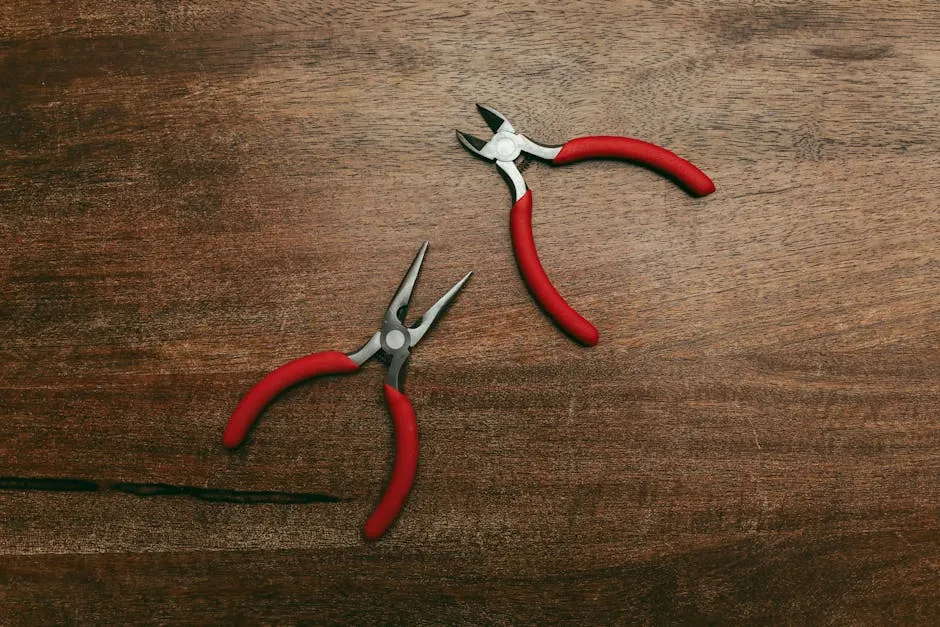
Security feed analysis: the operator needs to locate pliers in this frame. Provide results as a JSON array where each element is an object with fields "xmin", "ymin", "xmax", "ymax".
[
  {"xmin": 457, "ymin": 104, "xmax": 715, "ymax": 346},
  {"xmin": 222, "ymin": 242, "xmax": 472, "ymax": 540}
]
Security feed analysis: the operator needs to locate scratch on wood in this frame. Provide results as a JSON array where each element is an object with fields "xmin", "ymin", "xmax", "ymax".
[
  {"xmin": 0, "ymin": 477, "xmax": 99, "ymax": 492},
  {"xmin": 0, "ymin": 477, "xmax": 341, "ymax": 504}
]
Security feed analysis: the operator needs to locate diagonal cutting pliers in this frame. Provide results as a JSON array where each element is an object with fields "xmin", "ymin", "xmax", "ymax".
[
  {"xmin": 223, "ymin": 242, "xmax": 472, "ymax": 540},
  {"xmin": 457, "ymin": 104, "xmax": 715, "ymax": 346}
]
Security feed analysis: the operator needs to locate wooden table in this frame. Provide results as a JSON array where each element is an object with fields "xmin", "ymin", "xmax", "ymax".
[{"xmin": 1, "ymin": 1, "xmax": 937, "ymax": 623}]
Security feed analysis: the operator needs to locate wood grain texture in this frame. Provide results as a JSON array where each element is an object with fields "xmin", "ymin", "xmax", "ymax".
[{"xmin": 1, "ymin": 0, "xmax": 937, "ymax": 623}]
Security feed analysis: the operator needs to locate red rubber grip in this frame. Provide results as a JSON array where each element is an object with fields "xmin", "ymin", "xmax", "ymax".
[
  {"xmin": 222, "ymin": 351, "xmax": 359, "ymax": 449},
  {"xmin": 553, "ymin": 136, "xmax": 715, "ymax": 196},
  {"xmin": 363, "ymin": 385, "xmax": 419, "ymax": 540},
  {"xmin": 510, "ymin": 190, "xmax": 599, "ymax": 346}
]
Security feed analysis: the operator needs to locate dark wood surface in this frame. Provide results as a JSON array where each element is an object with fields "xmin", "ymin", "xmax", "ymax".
[{"xmin": 1, "ymin": 1, "xmax": 938, "ymax": 623}]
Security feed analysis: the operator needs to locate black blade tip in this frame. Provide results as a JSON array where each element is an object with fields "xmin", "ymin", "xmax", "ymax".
[
  {"xmin": 476, "ymin": 104, "xmax": 506, "ymax": 133},
  {"xmin": 456, "ymin": 130, "xmax": 487, "ymax": 151}
]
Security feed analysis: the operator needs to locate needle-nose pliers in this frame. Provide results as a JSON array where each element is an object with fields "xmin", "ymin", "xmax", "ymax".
[
  {"xmin": 457, "ymin": 104, "xmax": 715, "ymax": 346},
  {"xmin": 223, "ymin": 242, "xmax": 472, "ymax": 540}
]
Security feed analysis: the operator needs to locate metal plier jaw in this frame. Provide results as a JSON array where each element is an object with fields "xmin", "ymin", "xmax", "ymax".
[
  {"xmin": 457, "ymin": 104, "xmax": 715, "ymax": 346},
  {"xmin": 457, "ymin": 105, "xmax": 561, "ymax": 201},
  {"xmin": 223, "ymin": 242, "xmax": 471, "ymax": 541},
  {"xmin": 349, "ymin": 241, "xmax": 472, "ymax": 391}
]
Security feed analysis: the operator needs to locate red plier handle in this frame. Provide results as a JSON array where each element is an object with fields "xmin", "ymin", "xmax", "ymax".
[
  {"xmin": 223, "ymin": 351, "xmax": 419, "ymax": 541},
  {"xmin": 513, "ymin": 137, "xmax": 714, "ymax": 345},
  {"xmin": 553, "ymin": 136, "xmax": 716, "ymax": 196}
]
